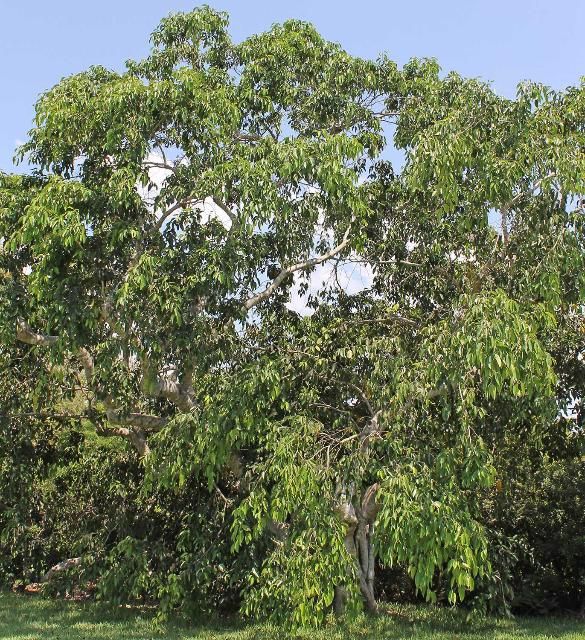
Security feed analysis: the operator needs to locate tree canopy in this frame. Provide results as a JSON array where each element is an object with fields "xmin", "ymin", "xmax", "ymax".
[{"xmin": 1, "ymin": 6, "xmax": 584, "ymax": 627}]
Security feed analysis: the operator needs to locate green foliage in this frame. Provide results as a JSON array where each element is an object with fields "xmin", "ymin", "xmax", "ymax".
[
  {"xmin": 0, "ymin": 417, "xmax": 135, "ymax": 585},
  {"xmin": 1, "ymin": 5, "xmax": 584, "ymax": 627},
  {"xmin": 241, "ymin": 523, "xmax": 359, "ymax": 629},
  {"xmin": 377, "ymin": 459, "xmax": 492, "ymax": 604},
  {"xmin": 476, "ymin": 429, "xmax": 585, "ymax": 615}
]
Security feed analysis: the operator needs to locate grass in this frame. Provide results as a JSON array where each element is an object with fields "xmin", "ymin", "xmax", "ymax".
[{"xmin": 0, "ymin": 592, "xmax": 583, "ymax": 639}]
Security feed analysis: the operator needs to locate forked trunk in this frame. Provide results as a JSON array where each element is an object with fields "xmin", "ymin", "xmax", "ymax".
[{"xmin": 334, "ymin": 482, "xmax": 380, "ymax": 615}]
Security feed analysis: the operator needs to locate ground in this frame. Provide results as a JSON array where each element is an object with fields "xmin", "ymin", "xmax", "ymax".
[{"xmin": 0, "ymin": 593, "xmax": 583, "ymax": 639}]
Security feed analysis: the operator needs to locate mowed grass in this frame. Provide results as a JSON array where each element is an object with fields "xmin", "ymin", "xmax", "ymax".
[{"xmin": 0, "ymin": 592, "xmax": 583, "ymax": 640}]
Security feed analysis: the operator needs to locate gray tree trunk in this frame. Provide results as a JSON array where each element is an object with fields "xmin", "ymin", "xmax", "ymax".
[{"xmin": 335, "ymin": 482, "xmax": 380, "ymax": 615}]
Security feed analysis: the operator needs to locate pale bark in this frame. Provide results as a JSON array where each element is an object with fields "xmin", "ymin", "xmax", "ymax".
[
  {"xmin": 212, "ymin": 195, "xmax": 238, "ymax": 226},
  {"xmin": 500, "ymin": 206, "xmax": 510, "ymax": 246},
  {"xmin": 16, "ymin": 319, "xmax": 58, "ymax": 346},
  {"xmin": 499, "ymin": 172, "xmax": 557, "ymax": 246},
  {"xmin": 334, "ymin": 481, "xmax": 380, "ymax": 614},
  {"xmin": 41, "ymin": 557, "xmax": 82, "ymax": 582},
  {"xmin": 359, "ymin": 410, "xmax": 383, "ymax": 451},
  {"xmin": 96, "ymin": 423, "xmax": 151, "ymax": 457},
  {"xmin": 242, "ymin": 226, "xmax": 351, "ymax": 312},
  {"xmin": 142, "ymin": 373, "xmax": 195, "ymax": 412},
  {"xmin": 104, "ymin": 407, "xmax": 168, "ymax": 431},
  {"xmin": 333, "ymin": 408, "xmax": 382, "ymax": 615}
]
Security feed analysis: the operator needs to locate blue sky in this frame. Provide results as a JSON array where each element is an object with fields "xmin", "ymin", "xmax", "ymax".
[{"xmin": 1, "ymin": 0, "xmax": 583, "ymax": 172}]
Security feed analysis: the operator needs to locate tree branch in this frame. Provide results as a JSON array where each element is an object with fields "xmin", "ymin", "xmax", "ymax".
[
  {"xmin": 500, "ymin": 206, "xmax": 510, "ymax": 246},
  {"xmin": 16, "ymin": 319, "xmax": 58, "ymax": 346},
  {"xmin": 143, "ymin": 161, "xmax": 176, "ymax": 171},
  {"xmin": 141, "ymin": 367, "xmax": 195, "ymax": 412},
  {"xmin": 212, "ymin": 195, "xmax": 237, "ymax": 226},
  {"xmin": 234, "ymin": 132, "xmax": 262, "ymax": 143},
  {"xmin": 345, "ymin": 315, "xmax": 418, "ymax": 327},
  {"xmin": 360, "ymin": 482, "xmax": 380, "ymax": 524},
  {"xmin": 242, "ymin": 226, "xmax": 352, "ymax": 311},
  {"xmin": 77, "ymin": 347, "xmax": 95, "ymax": 385},
  {"xmin": 359, "ymin": 410, "xmax": 383, "ymax": 451},
  {"xmin": 500, "ymin": 172, "xmax": 558, "ymax": 244},
  {"xmin": 104, "ymin": 408, "xmax": 168, "ymax": 432},
  {"xmin": 95, "ymin": 421, "xmax": 151, "ymax": 457},
  {"xmin": 41, "ymin": 557, "xmax": 82, "ymax": 583},
  {"xmin": 153, "ymin": 199, "xmax": 191, "ymax": 233}
]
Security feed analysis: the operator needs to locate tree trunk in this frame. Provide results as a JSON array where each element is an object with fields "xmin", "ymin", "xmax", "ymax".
[
  {"xmin": 333, "ymin": 586, "xmax": 347, "ymax": 617},
  {"xmin": 335, "ymin": 482, "xmax": 380, "ymax": 615},
  {"xmin": 351, "ymin": 520, "xmax": 378, "ymax": 614}
]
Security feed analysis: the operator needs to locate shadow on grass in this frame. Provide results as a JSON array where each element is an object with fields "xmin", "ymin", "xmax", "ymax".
[{"xmin": 0, "ymin": 593, "xmax": 583, "ymax": 640}]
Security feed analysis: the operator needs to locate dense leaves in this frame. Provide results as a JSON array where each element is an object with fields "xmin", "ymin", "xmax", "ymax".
[{"xmin": 1, "ymin": 5, "xmax": 584, "ymax": 627}]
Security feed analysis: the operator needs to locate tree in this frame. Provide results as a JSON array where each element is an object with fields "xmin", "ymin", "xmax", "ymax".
[{"xmin": 1, "ymin": 6, "xmax": 584, "ymax": 627}]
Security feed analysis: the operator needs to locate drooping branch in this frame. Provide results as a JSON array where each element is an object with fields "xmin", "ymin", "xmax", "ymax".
[{"xmin": 242, "ymin": 226, "xmax": 352, "ymax": 312}]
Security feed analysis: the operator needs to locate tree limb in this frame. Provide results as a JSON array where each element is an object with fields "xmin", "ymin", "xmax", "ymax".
[
  {"xmin": 211, "ymin": 195, "xmax": 237, "ymax": 226},
  {"xmin": 500, "ymin": 206, "xmax": 510, "ymax": 246},
  {"xmin": 95, "ymin": 421, "xmax": 151, "ymax": 457},
  {"xmin": 242, "ymin": 226, "xmax": 352, "ymax": 311},
  {"xmin": 14, "ymin": 326, "xmax": 159, "ymax": 455},
  {"xmin": 41, "ymin": 557, "xmax": 82, "ymax": 583},
  {"xmin": 16, "ymin": 319, "xmax": 58, "ymax": 346},
  {"xmin": 360, "ymin": 482, "xmax": 380, "ymax": 524},
  {"xmin": 500, "ymin": 172, "xmax": 558, "ymax": 245},
  {"xmin": 141, "ymin": 368, "xmax": 195, "ymax": 412},
  {"xmin": 153, "ymin": 199, "xmax": 190, "ymax": 233},
  {"xmin": 104, "ymin": 408, "xmax": 168, "ymax": 432},
  {"xmin": 359, "ymin": 410, "xmax": 383, "ymax": 451}
]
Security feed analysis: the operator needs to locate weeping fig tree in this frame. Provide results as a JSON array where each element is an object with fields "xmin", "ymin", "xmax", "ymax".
[{"xmin": 1, "ymin": 5, "xmax": 584, "ymax": 627}]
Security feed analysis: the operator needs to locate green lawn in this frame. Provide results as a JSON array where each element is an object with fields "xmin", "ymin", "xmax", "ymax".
[{"xmin": 0, "ymin": 592, "xmax": 583, "ymax": 639}]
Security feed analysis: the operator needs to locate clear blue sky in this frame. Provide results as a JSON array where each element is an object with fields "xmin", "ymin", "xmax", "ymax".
[{"xmin": 1, "ymin": 0, "xmax": 583, "ymax": 172}]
